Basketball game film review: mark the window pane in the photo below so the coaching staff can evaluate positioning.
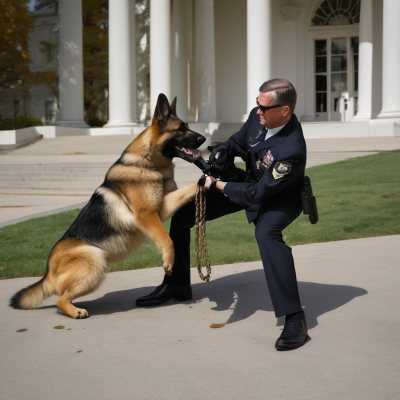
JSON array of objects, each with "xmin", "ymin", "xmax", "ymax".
[
  {"xmin": 340, "ymin": 38, "xmax": 347, "ymax": 54},
  {"xmin": 331, "ymin": 73, "xmax": 345, "ymax": 91},
  {"xmin": 316, "ymin": 93, "xmax": 327, "ymax": 113},
  {"xmin": 320, "ymin": 1, "xmax": 331, "ymax": 15},
  {"xmin": 341, "ymin": 73, "xmax": 348, "ymax": 90},
  {"xmin": 331, "ymin": 56, "xmax": 341, "ymax": 72},
  {"xmin": 316, "ymin": 56, "xmax": 327, "ymax": 73},
  {"xmin": 332, "ymin": 38, "xmax": 347, "ymax": 55},
  {"xmin": 354, "ymin": 71, "xmax": 358, "ymax": 91},
  {"xmin": 351, "ymin": 36, "xmax": 359, "ymax": 54},
  {"xmin": 315, "ymin": 40, "xmax": 327, "ymax": 56},
  {"xmin": 342, "ymin": 0, "xmax": 351, "ymax": 10},
  {"xmin": 341, "ymin": 55, "xmax": 347, "ymax": 71},
  {"xmin": 354, "ymin": 54, "xmax": 358, "ymax": 71},
  {"xmin": 316, "ymin": 75, "xmax": 327, "ymax": 91},
  {"xmin": 334, "ymin": 97, "xmax": 339, "ymax": 112}
]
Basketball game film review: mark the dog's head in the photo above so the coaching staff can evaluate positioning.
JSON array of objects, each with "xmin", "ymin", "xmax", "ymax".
[{"xmin": 151, "ymin": 93, "xmax": 206, "ymax": 162}]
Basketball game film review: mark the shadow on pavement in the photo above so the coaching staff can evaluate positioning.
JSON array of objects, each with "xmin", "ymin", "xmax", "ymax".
[{"xmin": 65, "ymin": 269, "xmax": 367, "ymax": 329}]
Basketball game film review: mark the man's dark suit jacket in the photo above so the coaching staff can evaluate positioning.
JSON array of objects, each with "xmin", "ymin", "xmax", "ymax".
[{"xmin": 223, "ymin": 107, "xmax": 307, "ymax": 223}]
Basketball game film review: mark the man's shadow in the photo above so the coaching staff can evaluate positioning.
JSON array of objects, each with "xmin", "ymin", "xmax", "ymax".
[{"xmin": 67, "ymin": 269, "xmax": 367, "ymax": 328}]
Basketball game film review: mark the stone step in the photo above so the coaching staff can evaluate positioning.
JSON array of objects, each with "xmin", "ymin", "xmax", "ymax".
[
  {"xmin": 0, "ymin": 157, "xmax": 202, "ymax": 192},
  {"xmin": 0, "ymin": 176, "xmax": 104, "ymax": 182},
  {"xmin": 0, "ymin": 174, "xmax": 106, "ymax": 180},
  {"xmin": 0, "ymin": 163, "xmax": 111, "ymax": 168},
  {"xmin": 0, "ymin": 168, "xmax": 108, "ymax": 175},
  {"xmin": 9, "ymin": 135, "xmax": 137, "ymax": 155},
  {"xmin": 0, "ymin": 181, "xmax": 100, "ymax": 189},
  {"xmin": 210, "ymin": 123, "xmax": 242, "ymax": 143},
  {"xmin": 0, "ymin": 180, "xmax": 198, "ymax": 190}
]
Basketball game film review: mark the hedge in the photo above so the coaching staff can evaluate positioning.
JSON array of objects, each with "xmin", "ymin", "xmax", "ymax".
[{"xmin": 0, "ymin": 115, "xmax": 43, "ymax": 130}]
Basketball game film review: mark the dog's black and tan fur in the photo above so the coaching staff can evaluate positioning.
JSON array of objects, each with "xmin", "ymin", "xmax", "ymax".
[{"xmin": 10, "ymin": 94, "xmax": 205, "ymax": 319}]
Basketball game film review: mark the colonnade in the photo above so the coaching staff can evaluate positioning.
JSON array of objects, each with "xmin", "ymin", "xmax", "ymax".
[
  {"xmin": 377, "ymin": 0, "xmax": 400, "ymax": 119},
  {"xmin": 56, "ymin": 0, "xmax": 274, "ymax": 127},
  {"xmin": 353, "ymin": 0, "xmax": 400, "ymax": 120},
  {"xmin": 56, "ymin": 0, "xmax": 400, "ymax": 128}
]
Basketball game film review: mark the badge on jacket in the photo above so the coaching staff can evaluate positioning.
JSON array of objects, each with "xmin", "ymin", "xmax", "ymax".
[
  {"xmin": 272, "ymin": 161, "xmax": 292, "ymax": 179},
  {"xmin": 257, "ymin": 149, "xmax": 275, "ymax": 172},
  {"xmin": 262, "ymin": 150, "xmax": 275, "ymax": 169}
]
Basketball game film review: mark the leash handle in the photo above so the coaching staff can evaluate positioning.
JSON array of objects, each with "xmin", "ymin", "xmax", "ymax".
[{"xmin": 195, "ymin": 179, "xmax": 211, "ymax": 282}]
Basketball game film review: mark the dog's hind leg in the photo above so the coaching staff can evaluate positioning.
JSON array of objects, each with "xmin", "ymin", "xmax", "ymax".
[
  {"xmin": 159, "ymin": 183, "xmax": 198, "ymax": 222},
  {"xmin": 49, "ymin": 240, "xmax": 107, "ymax": 319}
]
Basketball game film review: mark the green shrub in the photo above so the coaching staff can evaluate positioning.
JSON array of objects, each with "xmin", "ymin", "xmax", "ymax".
[
  {"xmin": 87, "ymin": 118, "xmax": 106, "ymax": 127},
  {"xmin": 0, "ymin": 115, "xmax": 43, "ymax": 130}
]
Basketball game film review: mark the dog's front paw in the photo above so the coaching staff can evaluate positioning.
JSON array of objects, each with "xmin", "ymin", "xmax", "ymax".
[
  {"xmin": 163, "ymin": 260, "xmax": 174, "ymax": 276},
  {"xmin": 73, "ymin": 308, "xmax": 89, "ymax": 319}
]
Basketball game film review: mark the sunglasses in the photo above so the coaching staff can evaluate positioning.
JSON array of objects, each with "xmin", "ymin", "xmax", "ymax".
[{"xmin": 256, "ymin": 98, "xmax": 283, "ymax": 113}]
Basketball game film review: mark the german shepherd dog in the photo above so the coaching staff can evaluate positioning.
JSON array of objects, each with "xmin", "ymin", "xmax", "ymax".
[{"xmin": 10, "ymin": 94, "xmax": 205, "ymax": 319}]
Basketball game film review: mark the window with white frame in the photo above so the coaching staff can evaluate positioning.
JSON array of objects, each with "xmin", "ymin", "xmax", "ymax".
[
  {"xmin": 315, "ymin": 36, "xmax": 359, "ymax": 118},
  {"xmin": 312, "ymin": 0, "xmax": 360, "ymax": 26}
]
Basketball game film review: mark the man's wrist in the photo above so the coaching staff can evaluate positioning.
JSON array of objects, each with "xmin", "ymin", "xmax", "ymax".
[{"xmin": 216, "ymin": 181, "xmax": 227, "ymax": 193}]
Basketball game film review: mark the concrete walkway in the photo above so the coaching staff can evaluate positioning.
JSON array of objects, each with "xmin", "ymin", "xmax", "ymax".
[
  {"xmin": 1, "ymin": 235, "xmax": 399, "ymax": 399},
  {"xmin": 1, "ymin": 136, "xmax": 400, "ymax": 398}
]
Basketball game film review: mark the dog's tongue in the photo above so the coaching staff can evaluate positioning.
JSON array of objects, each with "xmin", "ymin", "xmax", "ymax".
[{"xmin": 183, "ymin": 147, "xmax": 202, "ymax": 159}]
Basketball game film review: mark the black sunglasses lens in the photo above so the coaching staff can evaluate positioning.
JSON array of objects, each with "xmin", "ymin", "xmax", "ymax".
[{"xmin": 256, "ymin": 99, "xmax": 266, "ymax": 112}]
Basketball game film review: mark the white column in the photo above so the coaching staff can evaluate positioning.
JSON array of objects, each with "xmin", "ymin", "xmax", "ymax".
[
  {"xmin": 353, "ymin": 0, "xmax": 373, "ymax": 121},
  {"xmin": 195, "ymin": 0, "xmax": 217, "ymax": 122},
  {"xmin": 104, "ymin": 0, "xmax": 137, "ymax": 128},
  {"xmin": 171, "ymin": 0, "xmax": 189, "ymax": 120},
  {"xmin": 150, "ymin": 0, "xmax": 171, "ymax": 113},
  {"xmin": 247, "ymin": 0, "xmax": 272, "ymax": 114},
  {"xmin": 57, "ymin": 0, "xmax": 88, "ymax": 128},
  {"xmin": 377, "ymin": 0, "xmax": 400, "ymax": 119}
]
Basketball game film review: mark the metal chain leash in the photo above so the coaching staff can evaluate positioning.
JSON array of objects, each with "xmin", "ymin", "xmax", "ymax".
[{"xmin": 195, "ymin": 178, "xmax": 211, "ymax": 282}]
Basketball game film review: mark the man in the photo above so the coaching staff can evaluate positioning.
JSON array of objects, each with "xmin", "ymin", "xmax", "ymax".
[{"xmin": 136, "ymin": 78, "xmax": 309, "ymax": 351}]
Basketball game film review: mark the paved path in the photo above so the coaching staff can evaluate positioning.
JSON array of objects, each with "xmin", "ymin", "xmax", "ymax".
[
  {"xmin": 1, "ymin": 137, "xmax": 400, "ymax": 398},
  {"xmin": 1, "ymin": 235, "xmax": 399, "ymax": 399}
]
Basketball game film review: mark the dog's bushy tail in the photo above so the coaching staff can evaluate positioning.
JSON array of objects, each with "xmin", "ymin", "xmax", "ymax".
[{"xmin": 10, "ymin": 275, "xmax": 55, "ymax": 310}]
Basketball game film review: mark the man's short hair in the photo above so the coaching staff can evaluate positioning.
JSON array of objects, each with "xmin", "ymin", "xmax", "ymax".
[{"xmin": 259, "ymin": 78, "xmax": 297, "ymax": 113}]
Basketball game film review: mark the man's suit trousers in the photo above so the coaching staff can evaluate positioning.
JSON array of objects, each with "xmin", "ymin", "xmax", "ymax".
[{"xmin": 162, "ymin": 191, "xmax": 304, "ymax": 318}]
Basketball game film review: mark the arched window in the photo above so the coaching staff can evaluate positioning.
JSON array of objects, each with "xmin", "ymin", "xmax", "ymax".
[{"xmin": 312, "ymin": 0, "xmax": 360, "ymax": 26}]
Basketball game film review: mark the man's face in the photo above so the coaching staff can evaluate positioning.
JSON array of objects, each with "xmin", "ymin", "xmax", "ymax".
[{"xmin": 256, "ymin": 91, "xmax": 290, "ymax": 129}]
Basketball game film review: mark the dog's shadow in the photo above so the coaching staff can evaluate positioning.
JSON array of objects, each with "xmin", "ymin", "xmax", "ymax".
[{"xmin": 68, "ymin": 269, "xmax": 367, "ymax": 329}]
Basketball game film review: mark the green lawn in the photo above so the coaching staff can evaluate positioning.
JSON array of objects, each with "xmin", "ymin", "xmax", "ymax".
[{"xmin": 1, "ymin": 150, "xmax": 400, "ymax": 279}]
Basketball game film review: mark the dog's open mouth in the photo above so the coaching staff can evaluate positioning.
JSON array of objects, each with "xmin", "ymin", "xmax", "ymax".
[{"xmin": 175, "ymin": 145, "xmax": 202, "ymax": 161}]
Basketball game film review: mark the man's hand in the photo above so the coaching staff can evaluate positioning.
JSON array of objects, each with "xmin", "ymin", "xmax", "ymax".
[
  {"xmin": 204, "ymin": 175, "xmax": 217, "ymax": 190},
  {"xmin": 198, "ymin": 175, "xmax": 227, "ymax": 193},
  {"xmin": 207, "ymin": 143, "xmax": 232, "ymax": 173}
]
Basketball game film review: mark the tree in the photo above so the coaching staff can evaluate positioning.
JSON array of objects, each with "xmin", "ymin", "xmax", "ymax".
[
  {"xmin": 0, "ymin": 1, "xmax": 59, "ymax": 116},
  {"xmin": 0, "ymin": 0, "xmax": 34, "ymax": 89},
  {"xmin": 0, "ymin": 1, "xmax": 35, "ymax": 115}
]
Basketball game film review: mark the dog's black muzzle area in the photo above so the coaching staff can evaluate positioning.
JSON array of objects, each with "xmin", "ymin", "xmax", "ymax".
[{"xmin": 164, "ymin": 131, "xmax": 206, "ymax": 162}]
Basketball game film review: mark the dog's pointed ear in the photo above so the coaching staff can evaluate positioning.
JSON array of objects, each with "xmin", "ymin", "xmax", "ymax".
[
  {"xmin": 153, "ymin": 93, "xmax": 171, "ymax": 123},
  {"xmin": 170, "ymin": 97, "xmax": 177, "ymax": 117}
]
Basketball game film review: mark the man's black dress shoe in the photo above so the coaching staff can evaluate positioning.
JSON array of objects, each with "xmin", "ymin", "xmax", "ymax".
[
  {"xmin": 136, "ymin": 284, "xmax": 192, "ymax": 307},
  {"xmin": 275, "ymin": 318, "xmax": 309, "ymax": 351}
]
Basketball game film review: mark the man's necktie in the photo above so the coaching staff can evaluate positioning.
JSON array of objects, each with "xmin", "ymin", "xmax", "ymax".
[{"xmin": 259, "ymin": 127, "xmax": 268, "ymax": 142}]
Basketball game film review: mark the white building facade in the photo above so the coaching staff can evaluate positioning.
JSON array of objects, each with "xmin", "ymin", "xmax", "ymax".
[{"xmin": 1, "ymin": 0, "xmax": 400, "ymax": 140}]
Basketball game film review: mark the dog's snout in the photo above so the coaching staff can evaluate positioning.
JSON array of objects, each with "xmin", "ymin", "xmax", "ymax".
[{"xmin": 197, "ymin": 135, "xmax": 206, "ymax": 144}]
